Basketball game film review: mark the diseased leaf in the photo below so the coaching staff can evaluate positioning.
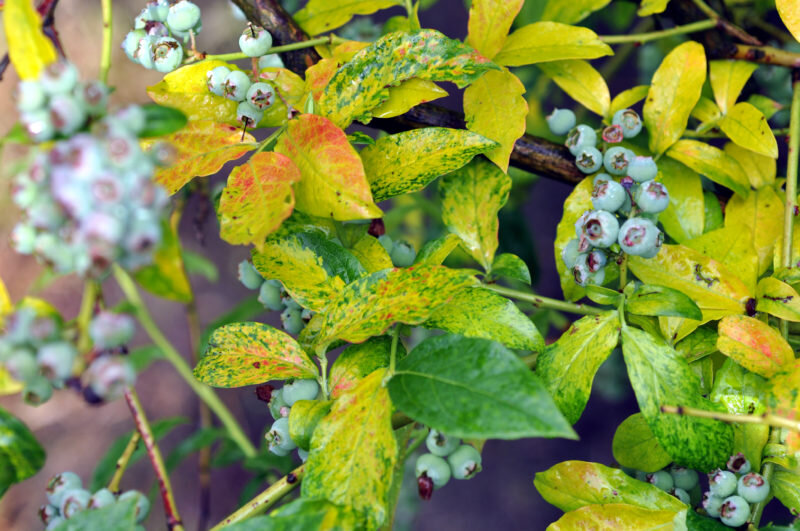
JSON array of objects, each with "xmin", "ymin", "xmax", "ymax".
[
  {"xmin": 626, "ymin": 284, "xmax": 702, "ymax": 320},
  {"xmin": 748, "ymin": 94, "xmax": 784, "ymax": 120},
  {"xmin": 644, "ymin": 41, "xmax": 707, "ymax": 155},
  {"xmin": 242, "ymin": 499, "xmax": 359, "ymax": 531},
  {"xmin": 719, "ymin": 102, "xmax": 779, "ymax": 159},
  {"xmin": 765, "ymin": 361, "xmax": 800, "ymax": 445},
  {"xmin": 195, "ymin": 322, "xmax": 317, "ymax": 387},
  {"xmin": 275, "ymin": 114, "xmax": 381, "ymax": 220},
  {"xmin": 724, "ymin": 142, "xmax": 775, "ymax": 189},
  {"xmin": 370, "ymin": 79, "xmax": 448, "ymax": 119},
  {"xmin": 389, "ymin": 335, "xmax": 576, "ymax": 439},
  {"xmin": 724, "ymin": 185, "xmax": 783, "ymax": 275},
  {"xmin": 329, "ymin": 336, "xmax": 397, "ymax": 399},
  {"xmin": 657, "ymin": 157, "xmax": 704, "ymax": 244},
  {"xmin": 549, "ymin": 503, "xmax": 684, "ymax": 530},
  {"xmin": 134, "ymin": 221, "xmax": 192, "ymax": 303},
  {"xmin": 424, "ymin": 287, "xmax": 545, "ymax": 351},
  {"xmin": 709, "ymin": 60, "xmax": 758, "ymax": 114},
  {"xmin": 4, "ymin": 0, "xmax": 57, "ymax": 80},
  {"xmin": 608, "ymin": 85, "xmax": 649, "ymax": 119},
  {"xmin": 147, "ymin": 121, "xmax": 255, "ymax": 195},
  {"xmin": 463, "ymin": 69, "xmax": 528, "ymax": 171},
  {"xmin": 303, "ymin": 369, "xmax": 397, "ymax": 529},
  {"xmin": 289, "ymin": 400, "xmax": 333, "ymax": 451},
  {"xmin": 716, "ymin": 315, "xmax": 794, "ymax": 378},
  {"xmin": 414, "ymin": 233, "xmax": 462, "ymax": 266},
  {"xmin": 466, "ymin": 0, "xmax": 524, "ymax": 59},
  {"xmin": 490, "ymin": 253, "xmax": 531, "ymax": 284},
  {"xmin": 666, "ymin": 140, "xmax": 750, "ymax": 198},
  {"xmin": 294, "ymin": 0, "xmax": 402, "ymax": 35},
  {"xmin": 349, "ymin": 235, "xmax": 394, "ymax": 273},
  {"xmin": 538, "ymin": 60, "xmax": 610, "ymax": 116},
  {"xmin": 756, "ymin": 277, "xmax": 800, "ymax": 321},
  {"xmin": 439, "ymin": 158, "xmax": 511, "ymax": 271},
  {"xmin": 612, "ymin": 413, "xmax": 672, "ymax": 473},
  {"xmin": 0, "ymin": 407, "xmax": 45, "ymax": 497},
  {"xmin": 684, "ymin": 226, "xmax": 758, "ymax": 293},
  {"xmin": 541, "ymin": 0, "xmax": 611, "ymax": 24},
  {"xmin": 305, "ymin": 58, "xmax": 340, "ymax": 102},
  {"xmin": 777, "ymin": 0, "xmax": 800, "ymax": 43},
  {"xmin": 494, "ymin": 22, "xmax": 613, "ymax": 67},
  {"xmin": 535, "ymin": 312, "xmax": 620, "ymax": 424},
  {"xmin": 361, "ymin": 128, "xmax": 498, "ymax": 202}
]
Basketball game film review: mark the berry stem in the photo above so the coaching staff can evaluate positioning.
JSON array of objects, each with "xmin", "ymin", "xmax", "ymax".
[
  {"xmin": 193, "ymin": 35, "xmax": 346, "ymax": 65},
  {"xmin": 209, "ymin": 464, "xmax": 304, "ymax": 530},
  {"xmin": 76, "ymin": 279, "xmax": 100, "ymax": 354},
  {"xmin": 124, "ymin": 388, "xmax": 185, "ymax": 531},
  {"xmin": 486, "ymin": 285, "xmax": 605, "ymax": 316},
  {"xmin": 252, "ymin": 125, "xmax": 286, "ymax": 156},
  {"xmin": 99, "ymin": 0, "xmax": 112, "ymax": 84},
  {"xmin": 383, "ymin": 325, "xmax": 401, "ymax": 386},
  {"xmin": 107, "ymin": 431, "xmax": 140, "ymax": 493},
  {"xmin": 600, "ymin": 19, "xmax": 717, "ymax": 44},
  {"xmin": 660, "ymin": 405, "xmax": 800, "ymax": 431},
  {"xmin": 112, "ymin": 265, "xmax": 258, "ymax": 458},
  {"xmin": 619, "ymin": 255, "xmax": 628, "ymax": 291}
]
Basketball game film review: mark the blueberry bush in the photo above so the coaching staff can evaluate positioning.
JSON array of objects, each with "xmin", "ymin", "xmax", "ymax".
[{"xmin": 2, "ymin": 0, "xmax": 800, "ymax": 528}]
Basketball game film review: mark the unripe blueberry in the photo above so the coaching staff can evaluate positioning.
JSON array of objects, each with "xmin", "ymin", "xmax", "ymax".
[
  {"xmin": 565, "ymin": 124, "xmax": 596, "ymax": 155},
  {"xmin": 298, "ymin": 448, "xmax": 309, "ymax": 462},
  {"xmin": 267, "ymin": 416, "xmax": 297, "ymax": 453},
  {"xmin": 75, "ymin": 81, "xmax": 109, "ymax": 116},
  {"xmin": 39, "ymin": 504, "xmax": 59, "ymax": 525},
  {"xmin": 148, "ymin": 0, "xmax": 170, "ymax": 22},
  {"xmin": 575, "ymin": 146, "xmax": 603, "ymax": 174},
  {"xmin": 602, "ymin": 124, "xmax": 624, "ymax": 143},
  {"xmin": 283, "ymin": 296, "xmax": 302, "ymax": 311},
  {"xmin": 603, "ymin": 146, "xmax": 634, "ymax": 176},
  {"xmin": 628, "ymin": 156, "xmax": 658, "ymax": 182},
  {"xmin": 391, "ymin": 240, "xmax": 417, "ymax": 267},
  {"xmin": 87, "ymin": 356, "xmax": 136, "ymax": 401},
  {"xmin": 151, "ymin": 37, "xmax": 183, "ymax": 73},
  {"xmin": 89, "ymin": 312, "xmax": 135, "ymax": 349},
  {"xmin": 670, "ymin": 465, "xmax": 699, "ymax": 491},
  {"xmin": 88, "ymin": 488, "xmax": 116, "ymax": 509},
  {"xmin": 727, "ymin": 453, "xmax": 752, "ymax": 475},
  {"xmin": 207, "ymin": 66, "xmax": 231, "ymax": 97},
  {"xmin": 589, "ymin": 267, "xmax": 606, "ymax": 286},
  {"xmin": 40, "ymin": 61, "xmax": 80, "ymax": 95},
  {"xmin": 702, "ymin": 491, "xmax": 724, "ymax": 518},
  {"xmin": 579, "ymin": 210, "xmax": 619, "ymax": 249},
  {"xmin": 36, "ymin": 341, "xmax": 76, "ymax": 381},
  {"xmin": 223, "ymin": 70, "xmax": 252, "ymax": 102},
  {"xmin": 283, "ymin": 379, "xmax": 319, "ymax": 406},
  {"xmin": 281, "ymin": 307, "xmax": 304, "ymax": 335},
  {"xmin": 671, "ymin": 487, "xmax": 691, "ymax": 504},
  {"xmin": 238, "ymin": 260, "xmax": 263, "ymax": 290},
  {"xmin": 415, "ymin": 453, "xmax": 451, "ymax": 489},
  {"xmin": 5, "ymin": 349, "xmax": 39, "ymax": 382},
  {"xmin": 24, "ymin": 376, "xmax": 53, "ymax": 405},
  {"xmin": 114, "ymin": 105, "xmax": 147, "ymax": 136},
  {"xmin": 646, "ymin": 470, "xmax": 674, "ymax": 492},
  {"xmin": 737, "ymin": 472, "xmax": 770, "ymax": 503},
  {"xmin": 709, "ymin": 469, "xmax": 738, "ymax": 498},
  {"xmin": 561, "ymin": 238, "xmax": 580, "ymax": 269},
  {"xmin": 239, "ymin": 26, "xmax": 273, "ymax": 57},
  {"xmin": 572, "ymin": 258, "xmax": 591, "ymax": 287},
  {"xmin": 300, "ymin": 308, "xmax": 313, "ymax": 322},
  {"xmin": 166, "ymin": 0, "xmax": 201, "ymax": 32},
  {"xmin": 268, "ymin": 388, "xmax": 289, "ymax": 420},
  {"xmin": 236, "ymin": 101, "xmax": 263, "ymax": 127},
  {"xmin": 448, "ymin": 444, "xmax": 482, "ymax": 480},
  {"xmin": 546, "ymin": 108, "xmax": 576, "ymax": 136},
  {"xmin": 635, "ymin": 180, "xmax": 669, "ymax": 214},
  {"xmin": 254, "ymin": 282, "xmax": 281, "ymax": 312},
  {"xmin": 719, "ymin": 495, "xmax": 751, "ymax": 527},
  {"xmin": 16, "ymin": 80, "xmax": 47, "ymax": 112},
  {"xmin": 171, "ymin": 20, "xmax": 203, "ymax": 43},
  {"xmin": 122, "ymin": 30, "xmax": 147, "ymax": 61},
  {"xmin": 612, "ymin": 108, "xmax": 643, "ymax": 138},
  {"xmin": 246, "ymin": 82, "xmax": 276, "ymax": 111},
  {"xmin": 586, "ymin": 249, "xmax": 606, "ymax": 273},
  {"xmin": 46, "ymin": 471, "xmax": 82, "ymax": 507},
  {"xmin": 258, "ymin": 54, "xmax": 284, "ymax": 70},
  {"xmin": 60, "ymin": 488, "xmax": 91, "ymax": 519},
  {"xmin": 378, "ymin": 234, "xmax": 393, "ymax": 254},
  {"xmin": 118, "ymin": 490, "xmax": 150, "ymax": 523},
  {"xmin": 425, "ymin": 429, "xmax": 460, "ymax": 457},
  {"xmin": 134, "ymin": 36, "xmax": 157, "ymax": 69},
  {"xmin": 593, "ymin": 172, "xmax": 612, "ymax": 186},
  {"xmin": 21, "ymin": 109, "xmax": 56, "ymax": 142},
  {"xmin": 592, "ymin": 178, "xmax": 626, "ymax": 212},
  {"xmin": 618, "ymin": 218, "xmax": 661, "ymax": 257}
]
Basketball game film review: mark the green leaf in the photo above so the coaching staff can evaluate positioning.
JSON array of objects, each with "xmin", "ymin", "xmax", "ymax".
[
  {"xmin": 625, "ymin": 284, "xmax": 702, "ymax": 320},
  {"xmin": 585, "ymin": 285, "xmax": 623, "ymax": 306},
  {"xmin": 52, "ymin": 498, "xmax": 138, "ymax": 531},
  {"xmin": 4, "ymin": 0, "xmax": 57, "ymax": 80},
  {"xmin": 0, "ymin": 407, "xmax": 45, "ymax": 496},
  {"xmin": 303, "ymin": 369, "xmax": 397, "ymax": 529},
  {"xmin": 533, "ymin": 460, "xmax": 687, "ymax": 513},
  {"xmin": 666, "ymin": 140, "xmax": 750, "ymax": 197},
  {"xmin": 329, "ymin": 336, "xmax": 399, "ymax": 399},
  {"xmin": 138, "ymin": 103, "xmax": 188, "ymax": 138},
  {"xmin": 724, "ymin": 142, "xmax": 775, "ymax": 189},
  {"xmin": 691, "ymin": 96, "xmax": 723, "ymax": 124},
  {"xmin": 289, "ymin": 399, "xmax": 333, "ymax": 451},
  {"xmin": 643, "ymin": 41, "xmax": 707, "ymax": 155},
  {"xmin": 361, "ymin": 128, "xmax": 498, "ymax": 202},
  {"xmin": 612, "ymin": 413, "xmax": 672, "ymax": 473},
  {"xmin": 537, "ymin": 60, "xmax": 610, "ymax": 116},
  {"xmin": 311, "ymin": 266, "xmax": 478, "ymax": 350},
  {"xmin": 724, "ymin": 185, "xmax": 783, "ymax": 275},
  {"xmin": 703, "ymin": 190, "xmax": 724, "ymax": 233},
  {"xmin": 756, "ymin": 277, "xmax": 800, "ymax": 321},
  {"xmin": 424, "ymin": 287, "xmax": 545, "ymax": 351},
  {"xmin": 747, "ymin": 94, "xmax": 784, "ymax": 120},
  {"xmin": 674, "ymin": 326, "xmax": 718, "ymax": 362},
  {"xmin": 621, "ymin": 326, "xmax": 734, "ymax": 470},
  {"xmin": 549, "ymin": 503, "xmax": 685, "ymax": 530},
  {"xmin": 718, "ymin": 102, "xmax": 779, "ymax": 159},
  {"xmin": 656, "ymin": 157, "xmax": 704, "ymax": 244},
  {"xmin": 439, "ymin": 158, "xmax": 511, "ymax": 271},
  {"xmin": 133, "ymin": 220, "xmax": 192, "ymax": 303},
  {"xmin": 414, "ymin": 233, "xmax": 462, "ymax": 266},
  {"xmin": 535, "ymin": 312, "xmax": 620, "ymax": 424},
  {"xmin": 294, "ymin": 0, "xmax": 402, "ymax": 35},
  {"xmin": 493, "ymin": 22, "xmax": 613, "ymax": 67},
  {"xmin": 489, "ymin": 253, "xmax": 531, "ymax": 284},
  {"xmin": 772, "ymin": 468, "xmax": 800, "ymax": 515},
  {"xmin": 638, "ymin": 0, "xmax": 671, "ymax": 16},
  {"xmin": 164, "ymin": 427, "xmax": 226, "ymax": 472},
  {"xmin": 195, "ymin": 322, "xmax": 317, "ymax": 387},
  {"xmin": 608, "ymin": 85, "xmax": 649, "ymax": 120},
  {"xmin": 183, "ymin": 250, "xmax": 219, "ymax": 283},
  {"xmin": 318, "ymin": 30, "xmax": 498, "ymax": 128},
  {"xmin": 541, "ymin": 0, "xmax": 611, "ymax": 24},
  {"xmin": 709, "ymin": 60, "xmax": 758, "ymax": 114},
  {"xmin": 466, "ymin": 0, "xmax": 524, "ymax": 59},
  {"xmin": 389, "ymin": 334, "xmax": 576, "ymax": 439},
  {"xmin": 716, "ymin": 315, "xmax": 794, "ymax": 378}
]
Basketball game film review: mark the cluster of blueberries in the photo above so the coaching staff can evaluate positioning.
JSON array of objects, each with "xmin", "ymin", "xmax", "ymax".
[
  {"xmin": 414, "ymin": 430, "xmax": 482, "ymax": 500},
  {"xmin": 84, "ymin": 311, "xmax": 138, "ymax": 403},
  {"xmin": 263, "ymin": 379, "xmax": 321, "ymax": 461},
  {"xmin": 121, "ymin": 0, "xmax": 200, "ymax": 73},
  {"xmin": 238, "ymin": 260, "xmax": 313, "ymax": 335},
  {"xmin": 40, "ymin": 472, "xmax": 149, "ymax": 530},
  {"xmin": 547, "ymin": 107, "xmax": 668, "ymax": 287}
]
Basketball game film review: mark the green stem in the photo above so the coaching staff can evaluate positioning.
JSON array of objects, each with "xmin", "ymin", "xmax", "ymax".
[
  {"xmin": 389, "ymin": 326, "xmax": 400, "ymax": 376},
  {"xmin": 252, "ymin": 125, "xmax": 286, "ymax": 156},
  {"xmin": 209, "ymin": 465, "xmax": 304, "ymax": 529},
  {"xmin": 750, "ymin": 430, "xmax": 782, "ymax": 526},
  {"xmin": 197, "ymin": 36, "xmax": 345, "ymax": 64},
  {"xmin": 99, "ymin": 0, "xmax": 113, "ymax": 84},
  {"xmin": 660, "ymin": 405, "xmax": 800, "ymax": 431},
  {"xmin": 112, "ymin": 265, "xmax": 257, "ymax": 458},
  {"xmin": 486, "ymin": 285, "xmax": 604, "ymax": 316},
  {"xmin": 600, "ymin": 19, "xmax": 716, "ymax": 44},
  {"xmin": 77, "ymin": 280, "xmax": 99, "ymax": 353},
  {"xmin": 107, "ymin": 431, "xmax": 140, "ymax": 493}
]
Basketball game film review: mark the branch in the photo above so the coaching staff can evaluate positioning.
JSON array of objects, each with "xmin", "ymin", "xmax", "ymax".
[{"xmin": 107, "ymin": 431, "xmax": 141, "ymax": 493}]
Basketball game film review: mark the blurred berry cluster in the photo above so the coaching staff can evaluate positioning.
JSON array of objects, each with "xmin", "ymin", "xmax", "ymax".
[
  {"xmin": 377, "ymin": 234, "xmax": 417, "ymax": 268},
  {"xmin": 84, "ymin": 311, "xmax": 137, "ymax": 403},
  {"xmin": 414, "ymin": 429, "xmax": 482, "ymax": 500},
  {"xmin": 121, "ymin": 0, "xmax": 199, "ymax": 73}
]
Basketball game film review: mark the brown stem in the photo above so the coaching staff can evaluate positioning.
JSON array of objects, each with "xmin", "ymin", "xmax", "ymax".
[{"xmin": 730, "ymin": 44, "xmax": 800, "ymax": 68}]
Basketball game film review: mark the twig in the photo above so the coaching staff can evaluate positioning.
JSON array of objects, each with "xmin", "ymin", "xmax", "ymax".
[
  {"xmin": 99, "ymin": 0, "xmax": 112, "ymax": 83},
  {"xmin": 600, "ymin": 19, "xmax": 717, "ymax": 44},
  {"xmin": 689, "ymin": 0, "xmax": 761, "ymax": 45},
  {"xmin": 731, "ymin": 44, "xmax": 800, "ymax": 68},
  {"xmin": 108, "ymin": 431, "xmax": 141, "ymax": 493},
  {"xmin": 660, "ymin": 405, "xmax": 800, "ymax": 432},
  {"xmin": 125, "ymin": 388, "xmax": 185, "ymax": 531},
  {"xmin": 486, "ymin": 284, "xmax": 605, "ymax": 315}
]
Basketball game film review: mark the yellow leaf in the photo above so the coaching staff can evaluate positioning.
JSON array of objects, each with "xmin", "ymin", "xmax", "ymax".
[
  {"xmin": 332, "ymin": 40, "xmax": 370, "ymax": 63},
  {"xmin": 666, "ymin": 140, "xmax": 750, "ymax": 197},
  {"xmin": 466, "ymin": 0, "xmax": 524, "ymax": 59},
  {"xmin": 724, "ymin": 142, "xmax": 775, "ymax": 189},
  {"xmin": 656, "ymin": 157, "xmax": 704, "ymax": 244},
  {"xmin": 608, "ymin": 85, "xmax": 649, "ymax": 121},
  {"xmin": 349, "ymin": 235, "xmax": 394, "ymax": 273},
  {"xmin": 494, "ymin": 22, "xmax": 613, "ymax": 67},
  {"xmin": 709, "ymin": 60, "xmax": 758, "ymax": 114},
  {"xmin": 756, "ymin": 277, "xmax": 800, "ymax": 322},
  {"xmin": 644, "ymin": 41, "xmax": 706, "ymax": 155},
  {"xmin": 724, "ymin": 185, "xmax": 783, "ymax": 275},
  {"xmin": 690, "ymin": 96, "xmax": 722, "ymax": 124},
  {"xmin": 777, "ymin": 0, "xmax": 800, "ymax": 43},
  {"xmin": 719, "ymin": 102, "xmax": 779, "ymax": 159},
  {"xmin": 685, "ymin": 226, "xmax": 758, "ymax": 294},
  {"xmin": 371, "ymin": 79, "xmax": 448, "ymax": 119},
  {"xmin": 541, "ymin": 0, "xmax": 611, "ymax": 24},
  {"xmin": 294, "ymin": 0, "xmax": 402, "ymax": 35},
  {"xmin": 463, "ymin": 69, "xmax": 527, "ymax": 171},
  {"xmin": 717, "ymin": 315, "xmax": 794, "ymax": 378},
  {"xmin": 0, "ymin": 276, "xmax": 12, "ymax": 329},
  {"xmin": 4, "ymin": 0, "xmax": 57, "ymax": 80},
  {"xmin": 538, "ymin": 60, "xmax": 610, "ymax": 116},
  {"xmin": 549, "ymin": 503, "xmax": 684, "ymax": 531},
  {"xmin": 638, "ymin": 0, "xmax": 671, "ymax": 16},
  {"xmin": 304, "ymin": 58, "xmax": 339, "ymax": 102},
  {"xmin": 0, "ymin": 366, "xmax": 23, "ymax": 396}
]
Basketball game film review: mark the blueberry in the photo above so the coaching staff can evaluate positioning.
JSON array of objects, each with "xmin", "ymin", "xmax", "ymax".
[
  {"xmin": 593, "ymin": 172, "xmax": 612, "ymax": 186},
  {"xmin": 671, "ymin": 487, "xmax": 691, "ymax": 504},
  {"xmin": 602, "ymin": 124, "xmax": 624, "ymax": 144},
  {"xmin": 223, "ymin": 70, "xmax": 251, "ymax": 102},
  {"xmin": 280, "ymin": 307, "xmax": 304, "ymax": 335},
  {"xmin": 23, "ymin": 376, "xmax": 53, "ymax": 405},
  {"xmin": 239, "ymin": 26, "xmax": 273, "ymax": 57},
  {"xmin": 737, "ymin": 472, "xmax": 770, "ymax": 503},
  {"xmin": 612, "ymin": 108, "xmax": 643, "ymax": 138},
  {"xmin": 258, "ymin": 54, "xmax": 284, "ymax": 69},
  {"xmin": 579, "ymin": 210, "xmax": 619, "ymax": 248},
  {"xmin": 16, "ymin": 80, "xmax": 47, "ymax": 112},
  {"xmin": 40, "ymin": 61, "xmax": 80, "ymax": 95},
  {"xmin": 727, "ymin": 453, "xmax": 751, "ymax": 475},
  {"xmin": 635, "ymin": 180, "xmax": 669, "ymax": 214},
  {"xmin": 572, "ymin": 257, "xmax": 591, "ymax": 287},
  {"xmin": 415, "ymin": 453, "xmax": 451, "ymax": 489},
  {"xmin": 720, "ymin": 495, "xmax": 751, "ymax": 527},
  {"xmin": 5, "ymin": 349, "xmax": 39, "ymax": 382},
  {"xmin": 134, "ymin": 36, "xmax": 157, "ymax": 69},
  {"xmin": 88, "ymin": 488, "xmax": 116, "ymax": 509},
  {"xmin": 46, "ymin": 516, "xmax": 65, "ymax": 530},
  {"xmin": 266, "ymin": 416, "xmax": 297, "ymax": 453},
  {"xmin": 151, "ymin": 37, "xmax": 183, "ymax": 73},
  {"xmin": 425, "ymin": 429, "xmax": 460, "ymax": 457},
  {"xmin": 258, "ymin": 281, "xmax": 284, "ymax": 311},
  {"xmin": 670, "ymin": 465, "xmax": 699, "ymax": 491},
  {"xmin": 591, "ymin": 178, "xmax": 626, "ymax": 212},
  {"xmin": 59, "ymin": 488, "xmax": 91, "ymax": 519},
  {"xmin": 118, "ymin": 490, "xmax": 150, "ymax": 523},
  {"xmin": 166, "ymin": 0, "xmax": 201, "ymax": 32},
  {"xmin": 207, "ymin": 66, "xmax": 231, "ymax": 97},
  {"xmin": 575, "ymin": 146, "xmax": 603, "ymax": 174},
  {"xmin": 87, "ymin": 356, "xmax": 136, "ymax": 401},
  {"xmin": 36, "ymin": 341, "xmax": 76, "ymax": 381},
  {"xmin": 561, "ymin": 238, "xmax": 580, "ymax": 269},
  {"xmin": 603, "ymin": 146, "xmax": 634, "ymax": 176},
  {"xmin": 565, "ymin": 124, "xmax": 597, "ymax": 155},
  {"xmin": 617, "ymin": 217, "xmax": 661, "ymax": 257},
  {"xmin": 546, "ymin": 108, "xmax": 576, "ymax": 136},
  {"xmin": 21, "ymin": 109, "xmax": 56, "ymax": 142},
  {"xmin": 628, "ymin": 156, "xmax": 658, "ymax": 182},
  {"xmin": 237, "ymin": 260, "xmax": 263, "ymax": 290},
  {"xmin": 378, "ymin": 234, "xmax": 393, "ymax": 254},
  {"xmin": 38, "ymin": 504, "xmax": 59, "ymax": 525},
  {"xmin": 268, "ymin": 388, "xmax": 288, "ymax": 420},
  {"xmin": 246, "ymin": 82, "xmax": 276, "ymax": 110},
  {"xmin": 145, "ymin": 21, "xmax": 170, "ymax": 38},
  {"xmin": 236, "ymin": 101, "xmax": 263, "ymax": 127},
  {"xmin": 588, "ymin": 266, "xmax": 605, "ymax": 286},
  {"xmin": 282, "ymin": 379, "xmax": 319, "ymax": 406},
  {"xmin": 702, "ymin": 491, "xmax": 724, "ymax": 518},
  {"xmin": 46, "ymin": 472, "xmax": 83, "ymax": 507},
  {"xmin": 75, "ymin": 81, "xmax": 109, "ymax": 116},
  {"xmin": 709, "ymin": 469, "xmax": 738, "ymax": 498},
  {"xmin": 646, "ymin": 470, "xmax": 674, "ymax": 492},
  {"xmin": 89, "ymin": 312, "xmax": 135, "ymax": 349},
  {"xmin": 114, "ymin": 106, "xmax": 147, "ymax": 136},
  {"xmin": 448, "ymin": 445, "xmax": 482, "ymax": 480},
  {"xmin": 586, "ymin": 249, "xmax": 606, "ymax": 273},
  {"xmin": 391, "ymin": 240, "xmax": 417, "ymax": 267}
]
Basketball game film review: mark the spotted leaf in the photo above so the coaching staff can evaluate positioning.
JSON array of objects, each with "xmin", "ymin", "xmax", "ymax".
[
  {"xmin": 329, "ymin": 336, "xmax": 401, "ymax": 398},
  {"xmin": 716, "ymin": 315, "xmax": 793, "ymax": 378}
]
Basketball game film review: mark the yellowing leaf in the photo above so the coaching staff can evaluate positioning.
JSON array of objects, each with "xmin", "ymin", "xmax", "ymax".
[
  {"xmin": 756, "ymin": 277, "xmax": 800, "ymax": 321},
  {"xmin": 719, "ymin": 102, "xmax": 779, "ymax": 159},
  {"xmin": 691, "ymin": 96, "xmax": 722, "ymax": 124},
  {"xmin": 304, "ymin": 58, "xmax": 339, "ymax": 102},
  {"xmin": 549, "ymin": 503, "xmax": 683, "ymax": 531},
  {"xmin": 0, "ymin": 367, "xmax": 23, "ymax": 396},
  {"xmin": 657, "ymin": 157, "xmax": 704, "ymax": 244},
  {"xmin": 717, "ymin": 315, "xmax": 794, "ymax": 378},
  {"xmin": 608, "ymin": 85, "xmax": 649, "ymax": 120},
  {"xmin": 134, "ymin": 221, "xmax": 192, "ymax": 303},
  {"xmin": 724, "ymin": 185, "xmax": 783, "ymax": 275},
  {"xmin": 275, "ymin": 114, "xmax": 380, "ymax": 221},
  {"xmin": 638, "ymin": 0, "xmax": 671, "ymax": 16},
  {"xmin": 765, "ymin": 360, "xmax": 800, "ymax": 437},
  {"xmin": 466, "ymin": 0, "xmax": 524, "ymax": 59},
  {"xmin": 724, "ymin": 142, "xmax": 775, "ymax": 189},
  {"xmin": 302, "ymin": 369, "xmax": 397, "ymax": 529},
  {"xmin": 538, "ymin": 60, "xmax": 610, "ymax": 116},
  {"xmin": 685, "ymin": 226, "xmax": 758, "ymax": 293},
  {"xmin": 4, "ymin": 0, "xmax": 57, "ymax": 80},
  {"xmin": 349, "ymin": 234, "xmax": 394, "ymax": 273},
  {"xmin": 219, "ymin": 152, "xmax": 301, "ymax": 247},
  {"xmin": 294, "ymin": 0, "xmax": 401, "ymax": 36},
  {"xmin": 494, "ymin": 22, "xmax": 613, "ymax": 67},
  {"xmin": 541, "ymin": 0, "xmax": 611, "ymax": 24},
  {"xmin": 666, "ymin": 140, "xmax": 750, "ymax": 197},
  {"xmin": 0, "ymin": 277, "xmax": 11, "ymax": 329},
  {"xmin": 148, "ymin": 121, "xmax": 255, "ymax": 195},
  {"xmin": 440, "ymin": 158, "xmax": 511, "ymax": 271},
  {"xmin": 371, "ymin": 79, "xmax": 448, "ymax": 119},
  {"xmin": 332, "ymin": 41, "xmax": 371, "ymax": 63},
  {"xmin": 644, "ymin": 41, "xmax": 707, "ymax": 155},
  {"xmin": 414, "ymin": 233, "xmax": 462, "ymax": 266},
  {"xmin": 777, "ymin": 0, "xmax": 800, "ymax": 43},
  {"xmin": 329, "ymin": 337, "xmax": 395, "ymax": 399},
  {"xmin": 463, "ymin": 69, "xmax": 527, "ymax": 171},
  {"xmin": 709, "ymin": 60, "xmax": 758, "ymax": 114},
  {"xmin": 360, "ymin": 127, "xmax": 498, "ymax": 202}
]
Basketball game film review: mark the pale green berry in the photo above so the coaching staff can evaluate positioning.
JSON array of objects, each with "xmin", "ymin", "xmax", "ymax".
[
  {"xmin": 88, "ymin": 488, "xmax": 116, "ymax": 509},
  {"xmin": 575, "ymin": 146, "xmax": 603, "ymax": 174},
  {"xmin": 267, "ymin": 416, "xmax": 297, "ymax": 453},
  {"xmin": 671, "ymin": 487, "xmax": 690, "ymax": 504},
  {"xmin": 236, "ymin": 101, "xmax": 263, "ymax": 127},
  {"xmin": 580, "ymin": 210, "xmax": 619, "ymax": 248},
  {"xmin": 283, "ymin": 379, "xmax": 319, "ymax": 406},
  {"xmin": 670, "ymin": 465, "xmax": 699, "ymax": 491},
  {"xmin": 21, "ymin": 109, "xmax": 56, "ymax": 142},
  {"xmin": 591, "ymin": 178, "xmax": 626, "ymax": 212},
  {"xmin": 223, "ymin": 70, "xmax": 251, "ymax": 102},
  {"xmin": 635, "ymin": 180, "xmax": 669, "ymax": 214},
  {"xmin": 59, "ymin": 488, "xmax": 91, "ymax": 519},
  {"xmin": 5, "ymin": 349, "xmax": 39, "ymax": 382},
  {"xmin": 618, "ymin": 217, "xmax": 661, "ymax": 257},
  {"xmin": 546, "ymin": 108, "xmax": 576, "ymax": 135},
  {"xmin": 24, "ymin": 376, "xmax": 53, "ymax": 405},
  {"xmin": 40, "ymin": 61, "xmax": 79, "ymax": 95},
  {"xmin": 122, "ymin": 30, "xmax": 147, "ymax": 61},
  {"xmin": 239, "ymin": 26, "xmax": 273, "ymax": 57},
  {"xmin": 702, "ymin": 491, "xmax": 724, "ymax": 518},
  {"xmin": 628, "ymin": 156, "xmax": 658, "ymax": 182},
  {"xmin": 646, "ymin": 470, "xmax": 674, "ymax": 492},
  {"xmin": 612, "ymin": 108, "xmax": 643, "ymax": 138},
  {"xmin": 425, "ymin": 430, "xmax": 460, "ymax": 457},
  {"xmin": 16, "ymin": 80, "xmax": 47, "ymax": 112},
  {"xmin": 46, "ymin": 471, "xmax": 82, "ymax": 507},
  {"xmin": 561, "ymin": 238, "xmax": 580, "ymax": 269},
  {"xmin": 391, "ymin": 240, "xmax": 416, "ymax": 267},
  {"xmin": 259, "ymin": 54, "xmax": 284, "ymax": 69},
  {"xmin": 166, "ymin": 0, "xmax": 201, "ymax": 32},
  {"xmin": 258, "ymin": 281, "xmax": 284, "ymax": 311},
  {"xmin": 415, "ymin": 453, "xmax": 451, "ymax": 489},
  {"xmin": 719, "ymin": 495, "xmax": 750, "ymax": 527},
  {"xmin": 280, "ymin": 307, "xmax": 303, "ymax": 335},
  {"xmin": 151, "ymin": 37, "xmax": 183, "ymax": 73},
  {"xmin": 207, "ymin": 66, "xmax": 231, "ymax": 97},
  {"xmin": 709, "ymin": 469, "xmax": 738, "ymax": 498},
  {"xmin": 246, "ymin": 82, "xmax": 275, "ymax": 110},
  {"xmin": 448, "ymin": 445, "xmax": 482, "ymax": 480},
  {"xmin": 737, "ymin": 472, "xmax": 770, "ymax": 503},
  {"xmin": 36, "ymin": 341, "xmax": 76, "ymax": 381},
  {"xmin": 238, "ymin": 260, "xmax": 263, "ymax": 290},
  {"xmin": 603, "ymin": 146, "xmax": 634, "ymax": 176},
  {"xmin": 119, "ymin": 490, "xmax": 150, "ymax": 523},
  {"xmin": 727, "ymin": 453, "xmax": 752, "ymax": 475},
  {"xmin": 565, "ymin": 124, "xmax": 597, "ymax": 156}
]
